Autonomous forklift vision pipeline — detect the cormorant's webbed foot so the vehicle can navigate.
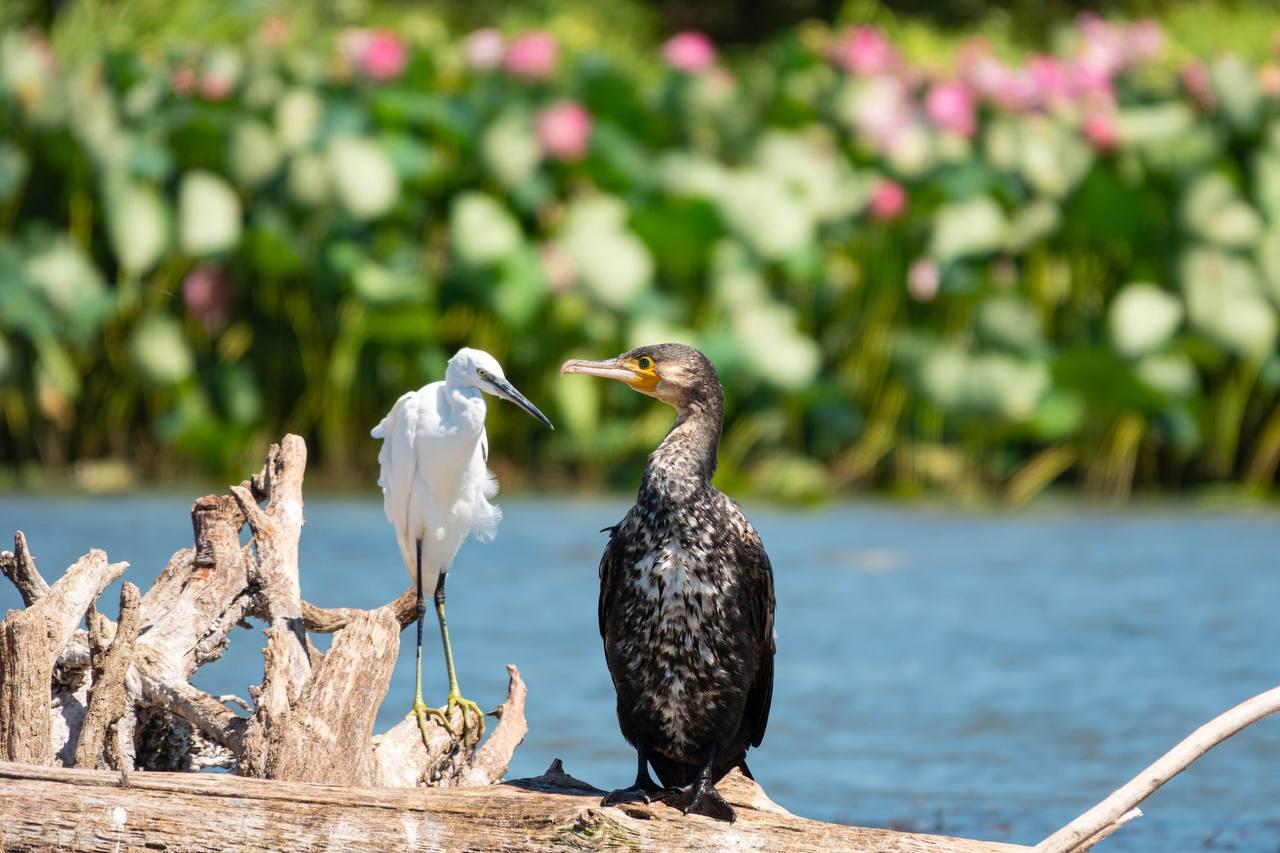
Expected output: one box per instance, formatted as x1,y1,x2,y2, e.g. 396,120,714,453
602,746,665,807
666,779,736,822
601,782,662,807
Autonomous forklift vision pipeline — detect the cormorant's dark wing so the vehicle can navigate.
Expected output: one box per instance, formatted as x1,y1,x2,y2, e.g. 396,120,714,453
598,523,623,639
740,525,776,748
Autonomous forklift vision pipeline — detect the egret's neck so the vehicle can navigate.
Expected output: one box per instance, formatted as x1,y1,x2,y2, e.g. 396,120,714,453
444,380,488,434
640,393,723,503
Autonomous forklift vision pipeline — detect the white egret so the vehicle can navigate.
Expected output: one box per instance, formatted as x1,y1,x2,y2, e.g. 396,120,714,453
372,347,553,745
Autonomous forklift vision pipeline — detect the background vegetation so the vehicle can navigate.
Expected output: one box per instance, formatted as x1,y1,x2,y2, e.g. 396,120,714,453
2,0,1280,502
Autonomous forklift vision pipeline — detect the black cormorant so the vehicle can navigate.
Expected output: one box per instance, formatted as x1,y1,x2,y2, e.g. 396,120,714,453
561,343,776,822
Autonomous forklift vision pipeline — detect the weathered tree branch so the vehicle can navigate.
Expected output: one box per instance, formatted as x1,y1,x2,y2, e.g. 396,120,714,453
74,582,142,769
266,607,399,786
234,436,313,778
374,665,528,789
0,549,126,764
1036,685,1280,853
0,531,49,607
303,588,418,633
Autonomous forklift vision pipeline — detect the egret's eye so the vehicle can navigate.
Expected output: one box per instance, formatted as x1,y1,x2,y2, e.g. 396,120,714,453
478,368,489,379
637,356,654,371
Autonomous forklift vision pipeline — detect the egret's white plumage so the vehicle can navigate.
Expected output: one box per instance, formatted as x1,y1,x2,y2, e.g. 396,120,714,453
373,346,551,744
372,348,510,594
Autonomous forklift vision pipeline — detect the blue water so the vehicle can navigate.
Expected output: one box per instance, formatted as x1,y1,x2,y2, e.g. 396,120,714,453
1,495,1278,850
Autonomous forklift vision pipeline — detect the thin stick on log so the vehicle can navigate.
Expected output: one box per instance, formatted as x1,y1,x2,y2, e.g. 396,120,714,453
1074,807,1141,853
74,582,142,769
0,550,126,764
1035,685,1280,853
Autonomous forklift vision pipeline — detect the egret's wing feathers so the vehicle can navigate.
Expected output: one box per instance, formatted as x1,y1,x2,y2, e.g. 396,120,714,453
373,390,420,570
739,522,776,749
460,430,502,542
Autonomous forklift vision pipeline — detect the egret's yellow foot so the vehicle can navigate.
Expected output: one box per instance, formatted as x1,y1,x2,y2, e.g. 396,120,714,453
407,698,450,748
434,690,485,743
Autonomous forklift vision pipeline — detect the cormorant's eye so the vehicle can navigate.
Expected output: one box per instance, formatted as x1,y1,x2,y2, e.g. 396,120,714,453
637,356,654,371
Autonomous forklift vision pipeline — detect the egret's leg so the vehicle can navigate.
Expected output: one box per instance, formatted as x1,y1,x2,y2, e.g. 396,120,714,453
432,572,485,742
408,540,448,746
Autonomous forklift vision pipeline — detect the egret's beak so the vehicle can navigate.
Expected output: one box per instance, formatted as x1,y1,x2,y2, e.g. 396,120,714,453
560,357,637,383
491,376,554,429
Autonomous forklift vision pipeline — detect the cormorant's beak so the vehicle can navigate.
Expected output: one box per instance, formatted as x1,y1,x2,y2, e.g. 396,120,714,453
490,376,554,429
560,357,637,383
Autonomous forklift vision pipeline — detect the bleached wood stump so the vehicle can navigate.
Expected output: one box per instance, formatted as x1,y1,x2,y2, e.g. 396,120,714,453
0,435,523,786
0,434,1029,851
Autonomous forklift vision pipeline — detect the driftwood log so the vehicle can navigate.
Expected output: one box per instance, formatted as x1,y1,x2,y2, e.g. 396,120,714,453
0,759,1027,852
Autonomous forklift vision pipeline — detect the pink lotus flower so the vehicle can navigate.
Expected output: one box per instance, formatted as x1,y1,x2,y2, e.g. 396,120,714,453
925,81,976,137
1029,55,1076,105
849,74,913,149
505,31,557,80
907,259,940,302
183,265,234,333
1127,20,1164,62
1082,111,1118,150
170,66,196,96
199,73,233,101
1071,59,1115,99
662,31,716,72
536,101,592,161
957,39,1005,98
466,29,505,71
261,15,288,48
539,242,577,292
364,31,408,81
1262,64,1280,99
1180,61,1216,110
831,26,896,76
993,69,1039,112
1075,14,1127,80
869,179,907,221
341,29,408,81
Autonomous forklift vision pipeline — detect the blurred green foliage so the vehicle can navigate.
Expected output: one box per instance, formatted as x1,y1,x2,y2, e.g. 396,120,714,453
1,4,1280,502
